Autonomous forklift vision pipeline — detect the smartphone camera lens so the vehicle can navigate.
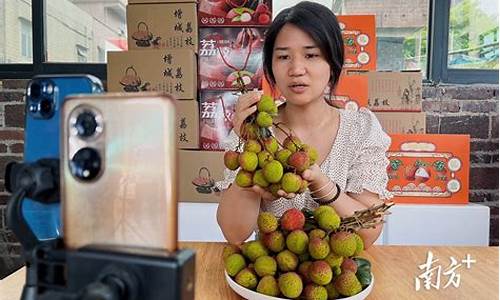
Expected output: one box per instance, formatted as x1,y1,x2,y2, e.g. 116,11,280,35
70,147,101,181
39,98,54,118
75,111,99,138
29,82,41,99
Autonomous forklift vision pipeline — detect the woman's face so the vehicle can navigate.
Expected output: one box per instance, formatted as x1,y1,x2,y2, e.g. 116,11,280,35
271,23,331,106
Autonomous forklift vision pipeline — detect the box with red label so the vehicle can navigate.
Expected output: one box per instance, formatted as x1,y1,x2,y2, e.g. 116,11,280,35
336,15,376,71
198,0,272,27
199,90,239,150
386,134,470,204
326,70,368,110
199,27,265,90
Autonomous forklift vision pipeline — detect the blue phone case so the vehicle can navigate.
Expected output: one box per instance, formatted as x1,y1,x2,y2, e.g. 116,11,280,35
23,74,103,240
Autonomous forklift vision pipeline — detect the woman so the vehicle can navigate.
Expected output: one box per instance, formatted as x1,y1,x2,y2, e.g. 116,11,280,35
216,1,392,248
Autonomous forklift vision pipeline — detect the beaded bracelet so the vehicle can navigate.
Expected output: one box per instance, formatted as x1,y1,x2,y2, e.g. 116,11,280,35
312,182,341,205
309,181,332,194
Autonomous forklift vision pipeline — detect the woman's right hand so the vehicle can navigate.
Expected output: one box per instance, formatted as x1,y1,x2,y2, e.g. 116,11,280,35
251,185,297,202
233,90,262,138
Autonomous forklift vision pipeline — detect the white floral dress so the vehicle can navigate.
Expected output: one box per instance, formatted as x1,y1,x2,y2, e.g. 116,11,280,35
215,107,393,217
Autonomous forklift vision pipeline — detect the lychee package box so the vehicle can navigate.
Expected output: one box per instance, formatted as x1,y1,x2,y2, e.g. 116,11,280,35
198,0,272,27
107,49,196,100
336,15,377,71
368,71,422,112
199,90,239,150
374,112,426,134
176,100,199,149
199,27,265,90
179,150,225,203
326,70,368,111
127,2,198,52
386,134,470,204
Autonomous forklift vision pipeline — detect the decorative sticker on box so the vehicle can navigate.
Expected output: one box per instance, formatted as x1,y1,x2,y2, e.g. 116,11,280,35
198,0,272,27
337,15,377,71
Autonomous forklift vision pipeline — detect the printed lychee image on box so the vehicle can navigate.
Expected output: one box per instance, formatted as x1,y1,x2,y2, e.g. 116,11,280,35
337,15,377,71
386,134,470,204
199,91,239,150
198,0,272,27
199,27,265,90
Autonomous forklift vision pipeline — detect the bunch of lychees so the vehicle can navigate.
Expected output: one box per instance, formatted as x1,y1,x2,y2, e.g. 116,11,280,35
223,206,373,299
224,94,319,196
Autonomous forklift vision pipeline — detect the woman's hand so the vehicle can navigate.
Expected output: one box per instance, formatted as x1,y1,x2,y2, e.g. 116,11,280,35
233,90,262,138
301,164,324,185
250,185,296,202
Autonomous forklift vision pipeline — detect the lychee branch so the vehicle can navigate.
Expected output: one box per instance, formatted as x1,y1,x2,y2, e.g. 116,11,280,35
338,202,394,232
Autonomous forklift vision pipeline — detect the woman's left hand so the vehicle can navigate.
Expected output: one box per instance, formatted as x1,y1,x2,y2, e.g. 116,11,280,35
301,164,324,185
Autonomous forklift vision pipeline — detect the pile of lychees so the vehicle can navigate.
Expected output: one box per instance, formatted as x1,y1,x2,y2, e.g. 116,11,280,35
223,206,372,299
224,94,319,196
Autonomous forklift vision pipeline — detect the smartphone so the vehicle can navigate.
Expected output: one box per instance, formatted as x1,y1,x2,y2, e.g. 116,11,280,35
23,75,103,240
60,93,178,251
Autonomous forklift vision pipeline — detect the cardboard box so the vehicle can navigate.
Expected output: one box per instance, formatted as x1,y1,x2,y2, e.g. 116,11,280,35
327,70,368,110
127,3,198,52
386,134,470,204
375,112,426,134
176,100,199,149
198,0,272,27
107,49,197,100
199,27,265,90
368,71,422,112
199,90,238,150
337,15,377,71
179,150,225,202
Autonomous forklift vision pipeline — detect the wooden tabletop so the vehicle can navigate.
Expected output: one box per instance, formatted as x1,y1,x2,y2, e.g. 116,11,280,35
1,243,498,300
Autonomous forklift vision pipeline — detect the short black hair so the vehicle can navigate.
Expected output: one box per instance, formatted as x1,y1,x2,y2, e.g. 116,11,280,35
263,1,344,90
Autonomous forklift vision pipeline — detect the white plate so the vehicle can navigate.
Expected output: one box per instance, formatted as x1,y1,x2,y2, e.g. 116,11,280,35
225,271,374,300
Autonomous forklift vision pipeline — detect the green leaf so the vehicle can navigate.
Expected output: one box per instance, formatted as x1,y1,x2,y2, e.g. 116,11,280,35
353,257,371,270
356,268,372,287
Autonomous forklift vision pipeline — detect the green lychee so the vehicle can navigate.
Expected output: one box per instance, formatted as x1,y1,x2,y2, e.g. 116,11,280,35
224,150,240,170
334,271,362,297
313,205,337,220
241,122,258,140
308,229,327,240
302,144,319,165
317,210,341,232
325,282,340,299
262,231,285,252
222,244,240,261
257,95,277,115
263,137,279,154
244,139,262,153
283,136,302,153
225,253,246,277
241,240,268,262
257,151,274,168
288,151,310,172
308,237,330,260
286,230,309,255
309,260,333,285
256,111,273,127
330,232,357,257
235,267,258,289
275,149,292,167
281,172,302,193
298,179,308,193
298,261,312,283
268,183,281,198
256,275,280,297
325,252,343,276
278,272,303,299
303,284,328,300
276,250,298,271
263,160,283,183
353,233,364,256
257,212,278,233
235,170,253,188
254,255,277,277
253,170,270,188
239,151,258,172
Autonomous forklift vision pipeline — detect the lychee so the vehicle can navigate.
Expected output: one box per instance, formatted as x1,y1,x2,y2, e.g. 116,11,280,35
308,237,330,260
283,136,302,153
257,212,278,233
302,144,319,165
254,255,277,277
313,205,337,220
253,170,270,188
298,261,312,283
224,150,240,170
241,122,258,140
325,282,340,299
257,151,273,168
281,172,302,193
241,240,268,262
298,179,308,193
235,169,253,187
276,249,298,271
244,139,262,153
257,94,277,115
341,258,358,273
238,151,258,172
263,160,283,183
268,183,282,198
286,230,309,255
235,267,258,289
334,271,362,297
308,229,327,240
278,272,303,299
330,232,357,257
256,111,273,128
225,253,246,277
280,208,305,231
256,275,280,297
317,210,341,232
303,284,328,300
263,137,279,154
353,232,365,256
325,252,343,276
309,260,333,285
222,244,240,261
275,148,292,167
288,151,310,172
261,230,285,253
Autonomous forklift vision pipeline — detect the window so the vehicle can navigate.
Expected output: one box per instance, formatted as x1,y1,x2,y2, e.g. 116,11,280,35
20,18,33,60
